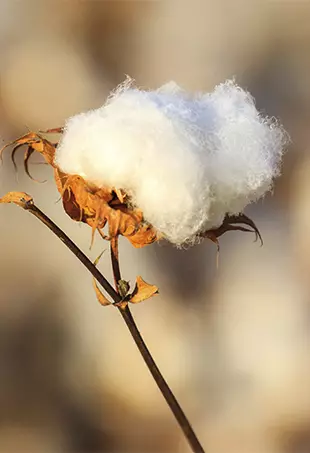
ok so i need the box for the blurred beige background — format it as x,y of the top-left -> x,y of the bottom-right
0,1 -> 310,452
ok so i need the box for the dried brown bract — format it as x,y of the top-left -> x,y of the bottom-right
0,131 -> 158,248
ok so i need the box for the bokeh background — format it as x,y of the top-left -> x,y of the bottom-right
0,1 -> 310,452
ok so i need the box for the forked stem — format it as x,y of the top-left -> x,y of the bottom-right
9,197 -> 205,453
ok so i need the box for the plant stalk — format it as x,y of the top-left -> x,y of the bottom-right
15,198 -> 205,453
110,236 -> 205,453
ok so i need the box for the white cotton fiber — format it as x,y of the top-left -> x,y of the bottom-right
55,78 -> 288,246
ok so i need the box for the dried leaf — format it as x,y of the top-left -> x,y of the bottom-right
0,132 -> 56,166
202,213 -> 263,246
93,279 -> 112,306
0,191 -> 33,208
24,146 -> 47,183
93,250 -> 105,266
92,249 -> 111,306
127,223 -> 159,248
39,127 -> 64,134
114,188 -> 125,204
129,276 -> 159,304
10,143 -> 25,172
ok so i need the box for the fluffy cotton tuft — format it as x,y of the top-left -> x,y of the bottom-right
55,78 -> 288,246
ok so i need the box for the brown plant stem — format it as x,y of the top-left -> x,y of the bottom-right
110,236 -> 121,288
119,304 -> 205,453
110,236 -> 205,453
9,196 -> 205,453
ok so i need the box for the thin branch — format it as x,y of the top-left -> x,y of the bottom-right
110,236 -> 121,288
120,304 -> 205,453
109,237 -> 205,453
4,195 -> 205,453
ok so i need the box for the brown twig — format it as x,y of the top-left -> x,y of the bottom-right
109,237 -> 205,452
119,306 -> 204,452
110,236 -> 121,288
2,194 -> 205,453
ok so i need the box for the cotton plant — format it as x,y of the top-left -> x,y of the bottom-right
0,78 -> 288,453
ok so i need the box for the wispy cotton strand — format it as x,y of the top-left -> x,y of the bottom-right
55,78 -> 288,246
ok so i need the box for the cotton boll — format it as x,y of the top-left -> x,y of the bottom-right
56,79 -> 287,246
200,82 -> 286,228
